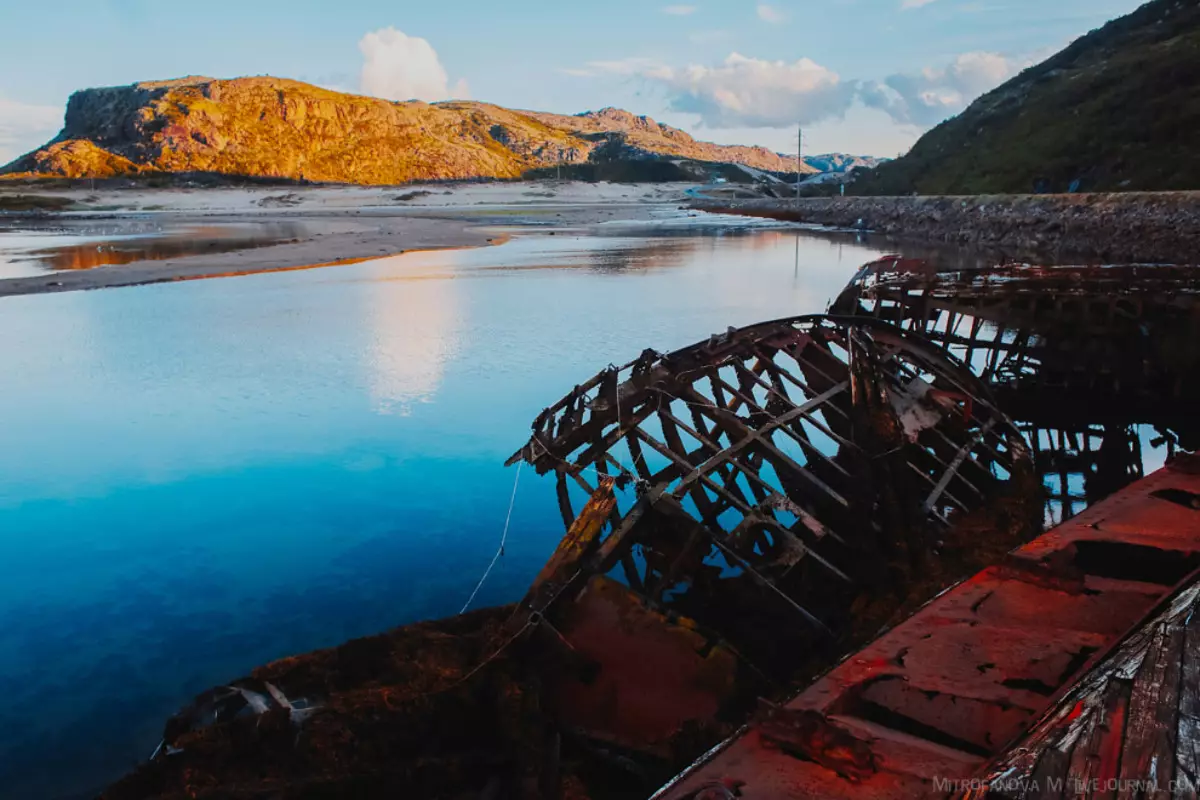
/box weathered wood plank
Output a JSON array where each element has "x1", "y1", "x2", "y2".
[
  {"x1": 1062, "y1": 677, "x2": 1132, "y2": 800},
  {"x1": 1173, "y1": 598, "x2": 1200, "y2": 800},
  {"x1": 521, "y1": 478, "x2": 617, "y2": 614},
  {"x1": 1116, "y1": 621, "x2": 1184, "y2": 800},
  {"x1": 555, "y1": 469, "x2": 574, "y2": 529},
  {"x1": 1024, "y1": 745, "x2": 1071, "y2": 800}
]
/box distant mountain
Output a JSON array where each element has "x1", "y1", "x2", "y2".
[
  {"x1": 857, "y1": 0, "x2": 1200, "y2": 195},
  {"x1": 0, "y1": 77, "x2": 815, "y2": 184},
  {"x1": 802, "y1": 154, "x2": 886, "y2": 174}
]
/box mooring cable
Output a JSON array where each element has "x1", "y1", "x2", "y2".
[{"x1": 460, "y1": 460, "x2": 523, "y2": 614}]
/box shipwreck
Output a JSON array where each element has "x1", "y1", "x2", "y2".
[{"x1": 102, "y1": 257, "x2": 1200, "y2": 800}]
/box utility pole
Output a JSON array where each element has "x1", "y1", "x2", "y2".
[{"x1": 796, "y1": 126, "x2": 802, "y2": 203}]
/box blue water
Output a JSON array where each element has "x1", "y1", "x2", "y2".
[{"x1": 0, "y1": 224, "x2": 892, "y2": 798}]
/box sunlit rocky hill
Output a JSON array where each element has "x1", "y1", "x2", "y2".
[{"x1": 1, "y1": 76, "x2": 818, "y2": 185}]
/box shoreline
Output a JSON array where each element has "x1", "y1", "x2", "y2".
[
  {"x1": 691, "y1": 191, "x2": 1200, "y2": 265},
  {"x1": 0, "y1": 214, "x2": 502, "y2": 298},
  {"x1": 12, "y1": 182, "x2": 1196, "y2": 299},
  {"x1": 0, "y1": 182, "x2": 696, "y2": 298}
]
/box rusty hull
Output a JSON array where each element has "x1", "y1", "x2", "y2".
[
  {"x1": 103, "y1": 258, "x2": 1200, "y2": 799},
  {"x1": 654, "y1": 454, "x2": 1200, "y2": 800}
]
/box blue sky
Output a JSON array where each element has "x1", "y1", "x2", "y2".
[{"x1": 0, "y1": 0, "x2": 1145, "y2": 163}]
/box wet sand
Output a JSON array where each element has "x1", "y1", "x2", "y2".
[{"x1": 0, "y1": 182, "x2": 694, "y2": 297}]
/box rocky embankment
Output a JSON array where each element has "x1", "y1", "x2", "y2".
[{"x1": 697, "y1": 193, "x2": 1200, "y2": 264}]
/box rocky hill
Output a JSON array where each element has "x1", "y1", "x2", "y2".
[
  {"x1": 856, "y1": 0, "x2": 1200, "y2": 195},
  {"x1": 1, "y1": 77, "x2": 817, "y2": 185},
  {"x1": 803, "y1": 154, "x2": 886, "y2": 174}
]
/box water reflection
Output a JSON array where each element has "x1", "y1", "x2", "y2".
[
  {"x1": 3, "y1": 223, "x2": 1195, "y2": 797},
  {"x1": 0, "y1": 221, "x2": 307, "y2": 276},
  {"x1": 0, "y1": 225, "x2": 895, "y2": 800}
]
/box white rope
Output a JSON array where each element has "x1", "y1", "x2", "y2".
[{"x1": 460, "y1": 461, "x2": 523, "y2": 613}]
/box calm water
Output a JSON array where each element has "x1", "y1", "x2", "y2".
[
  {"x1": 0, "y1": 222, "x2": 899, "y2": 798},
  {"x1": 0, "y1": 220, "x2": 307, "y2": 278}
]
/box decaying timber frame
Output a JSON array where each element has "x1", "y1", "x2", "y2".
[
  {"x1": 832, "y1": 257, "x2": 1200, "y2": 523},
  {"x1": 508, "y1": 314, "x2": 1038, "y2": 680},
  {"x1": 831, "y1": 258, "x2": 1200, "y2": 431}
]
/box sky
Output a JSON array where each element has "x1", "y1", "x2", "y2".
[{"x1": 0, "y1": 0, "x2": 1146, "y2": 164}]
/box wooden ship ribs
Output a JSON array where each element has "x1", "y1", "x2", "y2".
[
  {"x1": 506, "y1": 314, "x2": 1038, "y2": 683},
  {"x1": 832, "y1": 257, "x2": 1200, "y2": 523}
]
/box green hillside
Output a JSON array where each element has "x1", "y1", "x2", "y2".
[{"x1": 856, "y1": 0, "x2": 1200, "y2": 195}]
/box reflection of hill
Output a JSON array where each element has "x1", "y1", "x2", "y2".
[
  {"x1": 465, "y1": 235, "x2": 703, "y2": 276},
  {"x1": 21, "y1": 224, "x2": 306, "y2": 271},
  {"x1": 582, "y1": 238, "x2": 696, "y2": 273},
  {"x1": 574, "y1": 229, "x2": 810, "y2": 273}
]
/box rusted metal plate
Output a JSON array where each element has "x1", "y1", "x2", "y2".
[
  {"x1": 549, "y1": 575, "x2": 743, "y2": 754},
  {"x1": 958, "y1": 573, "x2": 1200, "y2": 799},
  {"x1": 654, "y1": 455, "x2": 1200, "y2": 800},
  {"x1": 1017, "y1": 458, "x2": 1200, "y2": 567}
]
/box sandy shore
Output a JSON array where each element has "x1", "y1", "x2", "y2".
[{"x1": 0, "y1": 181, "x2": 695, "y2": 297}]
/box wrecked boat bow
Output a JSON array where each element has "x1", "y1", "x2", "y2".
[
  {"x1": 833, "y1": 256, "x2": 1200, "y2": 523},
  {"x1": 488, "y1": 314, "x2": 1043, "y2": 784},
  {"x1": 106, "y1": 313, "x2": 1042, "y2": 799},
  {"x1": 508, "y1": 314, "x2": 1038, "y2": 670}
]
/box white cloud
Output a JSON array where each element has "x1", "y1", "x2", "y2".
[
  {"x1": 756, "y1": 4, "x2": 786, "y2": 22},
  {"x1": 646, "y1": 53, "x2": 856, "y2": 128},
  {"x1": 358, "y1": 27, "x2": 468, "y2": 102},
  {"x1": 0, "y1": 96, "x2": 62, "y2": 165},
  {"x1": 900, "y1": 0, "x2": 938, "y2": 9},
  {"x1": 651, "y1": 49, "x2": 1028, "y2": 131},
  {"x1": 565, "y1": 47, "x2": 1036, "y2": 138},
  {"x1": 663, "y1": 4, "x2": 697, "y2": 14},
  {"x1": 861, "y1": 51, "x2": 1025, "y2": 125}
]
